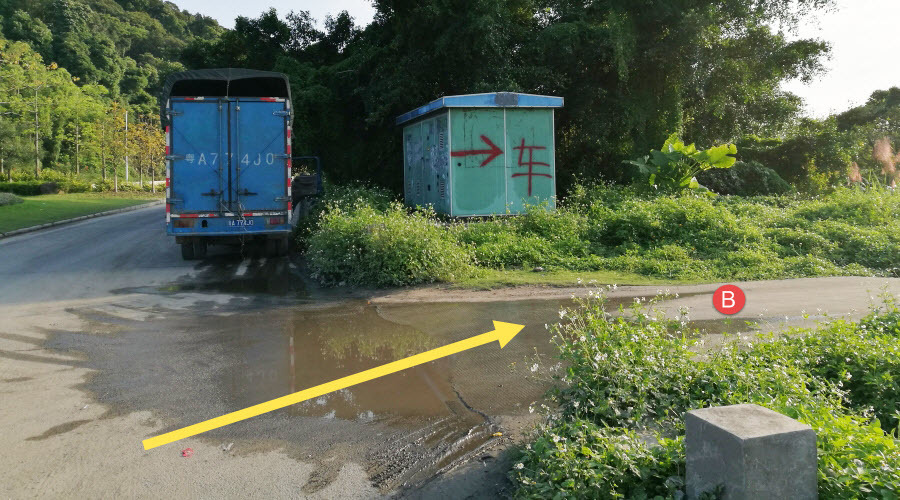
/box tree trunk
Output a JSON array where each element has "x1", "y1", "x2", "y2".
[
  {"x1": 34, "y1": 89, "x2": 40, "y2": 179},
  {"x1": 101, "y1": 122, "x2": 107, "y2": 182},
  {"x1": 75, "y1": 123, "x2": 80, "y2": 175}
]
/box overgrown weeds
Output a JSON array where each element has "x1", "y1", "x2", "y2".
[
  {"x1": 301, "y1": 183, "x2": 899, "y2": 287},
  {"x1": 511, "y1": 292, "x2": 900, "y2": 498}
]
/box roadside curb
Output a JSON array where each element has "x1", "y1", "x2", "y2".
[{"x1": 0, "y1": 200, "x2": 164, "y2": 240}]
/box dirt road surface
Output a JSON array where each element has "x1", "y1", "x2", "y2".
[{"x1": 2, "y1": 205, "x2": 898, "y2": 498}]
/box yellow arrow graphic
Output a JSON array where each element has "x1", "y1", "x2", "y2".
[{"x1": 142, "y1": 320, "x2": 525, "y2": 450}]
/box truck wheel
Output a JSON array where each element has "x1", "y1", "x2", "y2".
[
  {"x1": 193, "y1": 239, "x2": 208, "y2": 259},
  {"x1": 265, "y1": 238, "x2": 278, "y2": 258},
  {"x1": 276, "y1": 236, "x2": 289, "y2": 256},
  {"x1": 181, "y1": 242, "x2": 195, "y2": 260}
]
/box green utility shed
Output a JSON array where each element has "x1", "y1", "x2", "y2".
[{"x1": 396, "y1": 92, "x2": 564, "y2": 216}]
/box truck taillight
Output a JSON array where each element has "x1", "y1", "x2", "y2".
[
  {"x1": 267, "y1": 216, "x2": 285, "y2": 225},
  {"x1": 173, "y1": 219, "x2": 195, "y2": 228}
]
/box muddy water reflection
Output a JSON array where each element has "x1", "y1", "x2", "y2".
[{"x1": 215, "y1": 299, "x2": 571, "y2": 489}]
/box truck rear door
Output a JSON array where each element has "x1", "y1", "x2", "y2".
[
  {"x1": 169, "y1": 99, "x2": 225, "y2": 213},
  {"x1": 232, "y1": 98, "x2": 290, "y2": 212}
]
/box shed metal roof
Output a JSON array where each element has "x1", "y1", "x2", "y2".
[{"x1": 395, "y1": 92, "x2": 564, "y2": 126}]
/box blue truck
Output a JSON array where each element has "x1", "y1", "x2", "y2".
[{"x1": 161, "y1": 69, "x2": 295, "y2": 260}]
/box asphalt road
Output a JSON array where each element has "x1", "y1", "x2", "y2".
[
  {"x1": 2, "y1": 205, "x2": 899, "y2": 498},
  {"x1": 0, "y1": 205, "x2": 188, "y2": 304}
]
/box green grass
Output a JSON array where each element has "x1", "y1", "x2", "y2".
[{"x1": 0, "y1": 192, "x2": 162, "y2": 233}]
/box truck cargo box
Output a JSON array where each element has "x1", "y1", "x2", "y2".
[{"x1": 161, "y1": 69, "x2": 294, "y2": 259}]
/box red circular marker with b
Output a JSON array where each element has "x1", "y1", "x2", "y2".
[{"x1": 713, "y1": 285, "x2": 745, "y2": 315}]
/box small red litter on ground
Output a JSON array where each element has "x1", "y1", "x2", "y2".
[
  {"x1": 181, "y1": 448, "x2": 194, "y2": 458},
  {"x1": 713, "y1": 284, "x2": 746, "y2": 315}
]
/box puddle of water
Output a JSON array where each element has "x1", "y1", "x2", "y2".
[
  {"x1": 217, "y1": 300, "x2": 571, "y2": 490},
  {"x1": 115, "y1": 255, "x2": 311, "y2": 298}
]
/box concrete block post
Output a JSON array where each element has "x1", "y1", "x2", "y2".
[{"x1": 685, "y1": 404, "x2": 817, "y2": 499}]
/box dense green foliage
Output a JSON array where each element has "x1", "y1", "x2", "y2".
[
  {"x1": 1, "y1": 0, "x2": 220, "y2": 113},
  {"x1": 173, "y1": 0, "x2": 833, "y2": 190},
  {"x1": 697, "y1": 160, "x2": 793, "y2": 196},
  {"x1": 511, "y1": 294, "x2": 900, "y2": 498},
  {"x1": 303, "y1": 184, "x2": 899, "y2": 287},
  {"x1": 4, "y1": 0, "x2": 900, "y2": 195},
  {"x1": 0, "y1": 34, "x2": 165, "y2": 187}
]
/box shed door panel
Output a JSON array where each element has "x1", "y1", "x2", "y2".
[
  {"x1": 450, "y1": 109, "x2": 506, "y2": 216},
  {"x1": 403, "y1": 122, "x2": 425, "y2": 207},
  {"x1": 505, "y1": 109, "x2": 555, "y2": 213}
]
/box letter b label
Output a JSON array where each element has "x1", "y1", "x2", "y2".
[{"x1": 714, "y1": 285, "x2": 745, "y2": 315}]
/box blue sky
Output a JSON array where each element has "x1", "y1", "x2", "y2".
[{"x1": 171, "y1": 0, "x2": 899, "y2": 118}]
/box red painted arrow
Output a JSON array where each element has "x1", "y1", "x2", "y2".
[{"x1": 451, "y1": 135, "x2": 503, "y2": 167}]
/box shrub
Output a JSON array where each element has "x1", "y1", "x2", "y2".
[
  {"x1": 697, "y1": 160, "x2": 793, "y2": 196},
  {"x1": 61, "y1": 179, "x2": 90, "y2": 193},
  {"x1": 92, "y1": 180, "x2": 113, "y2": 192},
  {"x1": 306, "y1": 202, "x2": 474, "y2": 286},
  {"x1": 455, "y1": 220, "x2": 554, "y2": 268},
  {"x1": 0, "y1": 181, "x2": 42, "y2": 196},
  {"x1": 605, "y1": 245, "x2": 714, "y2": 281},
  {"x1": 0, "y1": 192, "x2": 24, "y2": 206},
  {"x1": 590, "y1": 195, "x2": 763, "y2": 255},
  {"x1": 39, "y1": 182, "x2": 59, "y2": 194},
  {"x1": 513, "y1": 422, "x2": 685, "y2": 499},
  {"x1": 625, "y1": 134, "x2": 738, "y2": 192},
  {"x1": 293, "y1": 182, "x2": 393, "y2": 250}
]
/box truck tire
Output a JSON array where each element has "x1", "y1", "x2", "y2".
[
  {"x1": 265, "y1": 238, "x2": 278, "y2": 258},
  {"x1": 181, "y1": 242, "x2": 196, "y2": 260},
  {"x1": 193, "y1": 239, "x2": 208, "y2": 259},
  {"x1": 276, "y1": 236, "x2": 289, "y2": 256}
]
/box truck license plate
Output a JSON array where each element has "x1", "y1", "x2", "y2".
[{"x1": 228, "y1": 219, "x2": 254, "y2": 226}]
